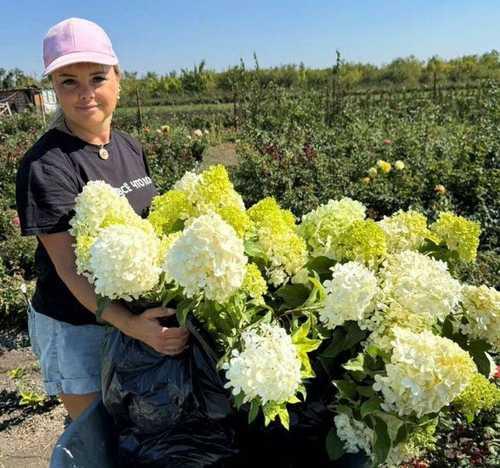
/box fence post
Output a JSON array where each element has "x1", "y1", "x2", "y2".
[{"x1": 135, "y1": 86, "x2": 143, "y2": 130}]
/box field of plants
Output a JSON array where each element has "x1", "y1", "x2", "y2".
[{"x1": 0, "y1": 76, "x2": 499, "y2": 466}]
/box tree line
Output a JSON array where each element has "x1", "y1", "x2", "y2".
[{"x1": 1, "y1": 50, "x2": 498, "y2": 106}]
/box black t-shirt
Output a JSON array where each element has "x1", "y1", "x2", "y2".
[{"x1": 16, "y1": 128, "x2": 158, "y2": 326}]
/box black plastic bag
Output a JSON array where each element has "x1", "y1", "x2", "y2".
[{"x1": 101, "y1": 316, "x2": 239, "y2": 468}]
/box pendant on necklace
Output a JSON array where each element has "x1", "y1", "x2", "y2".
[{"x1": 99, "y1": 147, "x2": 109, "y2": 160}]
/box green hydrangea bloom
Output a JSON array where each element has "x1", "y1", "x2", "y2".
[
  {"x1": 247, "y1": 198, "x2": 307, "y2": 286},
  {"x1": 190, "y1": 165, "x2": 245, "y2": 213},
  {"x1": 430, "y1": 212, "x2": 481, "y2": 262},
  {"x1": 386, "y1": 419, "x2": 437, "y2": 466},
  {"x1": 242, "y1": 263, "x2": 268, "y2": 303},
  {"x1": 147, "y1": 190, "x2": 194, "y2": 235},
  {"x1": 453, "y1": 373, "x2": 500, "y2": 422},
  {"x1": 217, "y1": 206, "x2": 253, "y2": 239},
  {"x1": 336, "y1": 220, "x2": 387, "y2": 266},
  {"x1": 299, "y1": 198, "x2": 366, "y2": 259}
]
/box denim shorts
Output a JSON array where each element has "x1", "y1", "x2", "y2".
[{"x1": 27, "y1": 303, "x2": 107, "y2": 396}]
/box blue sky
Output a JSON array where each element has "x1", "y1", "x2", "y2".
[{"x1": 2, "y1": 0, "x2": 499, "y2": 77}]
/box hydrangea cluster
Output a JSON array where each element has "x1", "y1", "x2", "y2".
[
  {"x1": 247, "y1": 198, "x2": 307, "y2": 286},
  {"x1": 453, "y1": 373, "x2": 500, "y2": 421},
  {"x1": 461, "y1": 284, "x2": 500, "y2": 351},
  {"x1": 180, "y1": 165, "x2": 246, "y2": 214},
  {"x1": 172, "y1": 171, "x2": 201, "y2": 193},
  {"x1": 364, "y1": 251, "x2": 462, "y2": 351},
  {"x1": 299, "y1": 198, "x2": 366, "y2": 259},
  {"x1": 89, "y1": 223, "x2": 162, "y2": 300},
  {"x1": 165, "y1": 212, "x2": 247, "y2": 303},
  {"x1": 383, "y1": 422, "x2": 437, "y2": 468},
  {"x1": 155, "y1": 166, "x2": 251, "y2": 238},
  {"x1": 377, "y1": 210, "x2": 433, "y2": 253},
  {"x1": 336, "y1": 220, "x2": 387, "y2": 266},
  {"x1": 69, "y1": 180, "x2": 138, "y2": 236},
  {"x1": 334, "y1": 413, "x2": 373, "y2": 455},
  {"x1": 373, "y1": 327, "x2": 477, "y2": 417},
  {"x1": 242, "y1": 263, "x2": 268, "y2": 304},
  {"x1": 320, "y1": 262, "x2": 378, "y2": 330},
  {"x1": 223, "y1": 323, "x2": 302, "y2": 404},
  {"x1": 430, "y1": 212, "x2": 481, "y2": 262},
  {"x1": 70, "y1": 180, "x2": 148, "y2": 276},
  {"x1": 379, "y1": 251, "x2": 462, "y2": 325},
  {"x1": 147, "y1": 190, "x2": 194, "y2": 236}
]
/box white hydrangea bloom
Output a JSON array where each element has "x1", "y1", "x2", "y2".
[
  {"x1": 461, "y1": 284, "x2": 500, "y2": 351},
  {"x1": 334, "y1": 413, "x2": 373, "y2": 455},
  {"x1": 89, "y1": 224, "x2": 162, "y2": 300},
  {"x1": 373, "y1": 327, "x2": 477, "y2": 417},
  {"x1": 379, "y1": 251, "x2": 462, "y2": 325},
  {"x1": 299, "y1": 198, "x2": 366, "y2": 259},
  {"x1": 69, "y1": 180, "x2": 138, "y2": 236},
  {"x1": 377, "y1": 210, "x2": 430, "y2": 253},
  {"x1": 173, "y1": 171, "x2": 202, "y2": 194},
  {"x1": 320, "y1": 262, "x2": 378, "y2": 330},
  {"x1": 223, "y1": 323, "x2": 302, "y2": 404},
  {"x1": 166, "y1": 213, "x2": 247, "y2": 303}
]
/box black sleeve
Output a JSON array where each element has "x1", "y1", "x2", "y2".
[{"x1": 16, "y1": 155, "x2": 80, "y2": 236}]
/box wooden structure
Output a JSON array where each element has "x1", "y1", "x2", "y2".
[{"x1": 0, "y1": 87, "x2": 57, "y2": 120}]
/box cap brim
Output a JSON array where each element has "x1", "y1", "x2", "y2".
[{"x1": 43, "y1": 51, "x2": 118, "y2": 76}]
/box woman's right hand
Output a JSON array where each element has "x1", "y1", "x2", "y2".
[{"x1": 125, "y1": 306, "x2": 190, "y2": 355}]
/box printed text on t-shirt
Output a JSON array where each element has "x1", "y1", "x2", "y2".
[{"x1": 115, "y1": 176, "x2": 153, "y2": 196}]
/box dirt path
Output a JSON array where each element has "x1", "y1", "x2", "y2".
[{"x1": 0, "y1": 330, "x2": 65, "y2": 468}]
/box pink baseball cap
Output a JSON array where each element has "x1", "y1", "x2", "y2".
[{"x1": 43, "y1": 18, "x2": 119, "y2": 76}]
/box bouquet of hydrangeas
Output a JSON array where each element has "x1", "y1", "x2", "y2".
[{"x1": 70, "y1": 166, "x2": 499, "y2": 467}]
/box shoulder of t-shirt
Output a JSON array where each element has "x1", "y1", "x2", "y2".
[
  {"x1": 113, "y1": 129, "x2": 143, "y2": 158},
  {"x1": 18, "y1": 129, "x2": 77, "y2": 179}
]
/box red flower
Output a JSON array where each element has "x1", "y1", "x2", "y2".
[{"x1": 494, "y1": 365, "x2": 500, "y2": 379}]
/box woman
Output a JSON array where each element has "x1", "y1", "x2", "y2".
[{"x1": 15, "y1": 17, "x2": 189, "y2": 421}]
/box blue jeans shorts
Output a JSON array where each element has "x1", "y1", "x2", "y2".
[{"x1": 27, "y1": 303, "x2": 107, "y2": 396}]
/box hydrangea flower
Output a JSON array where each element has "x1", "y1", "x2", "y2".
[
  {"x1": 373, "y1": 327, "x2": 477, "y2": 417},
  {"x1": 89, "y1": 223, "x2": 162, "y2": 300},
  {"x1": 242, "y1": 263, "x2": 268, "y2": 304},
  {"x1": 217, "y1": 206, "x2": 253, "y2": 238},
  {"x1": 320, "y1": 262, "x2": 378, "y2": 330},
  {"x1": 299, "y1": 198, "x2": 366, "y2": 260},
  {"x1": 69, "y1": 180, "x2": 139, "y2": 236},
  {"x1": 379, "y1": 250, "x2": 462, "y2": 325},
  {"x1": 223, "y1": 323, "x2": 302, "y2": 404},
  {"x1": 248, "y1": 197, "x2": 307, "y2": 286},
  {"x1": 172, "y1": 171, "x2": 201, "y2": 194},
  {"x1": 377, "y1": 210, "x2": 433, "y2": 253},
  {"x1": 147, "y1": 189, "x2": 194, "y2": 235},
  {"x1": 334, "y1": 413, "x2": 373, "y2": 455},
  {"x1": 336, "y1": 219, "x2": 387, "y2": 266},
  {"x1": 165, "y1": 212, "x2": 247, "y2": 303},
  {"x1": 453, "y1": 373, "x2": 500, "y2": 421},
  {"x1": 189, "y1": 165, "x2": 245, "y2": 213},
  {"x1": 430, "y1": 212, "x2": 481, "y2": 262},
  {"x1": 461, "y1": 284, "x2": 500, "y2": 351}
]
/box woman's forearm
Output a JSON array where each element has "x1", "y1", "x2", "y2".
[{"x1": 56, "y1": 263, "x2": 134, "y2": 334}]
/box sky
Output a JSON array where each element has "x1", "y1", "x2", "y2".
[{"x1": 1, "y1": 0, "x2": 499, "y2": 77}]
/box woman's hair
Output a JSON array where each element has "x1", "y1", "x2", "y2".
[{"x1": 47, "y1": 65, "x2": 121, "y2": 131}]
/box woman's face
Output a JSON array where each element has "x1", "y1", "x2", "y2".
[{"x1": 51, "y1": 62, "x2": 120, "y2": 130}]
